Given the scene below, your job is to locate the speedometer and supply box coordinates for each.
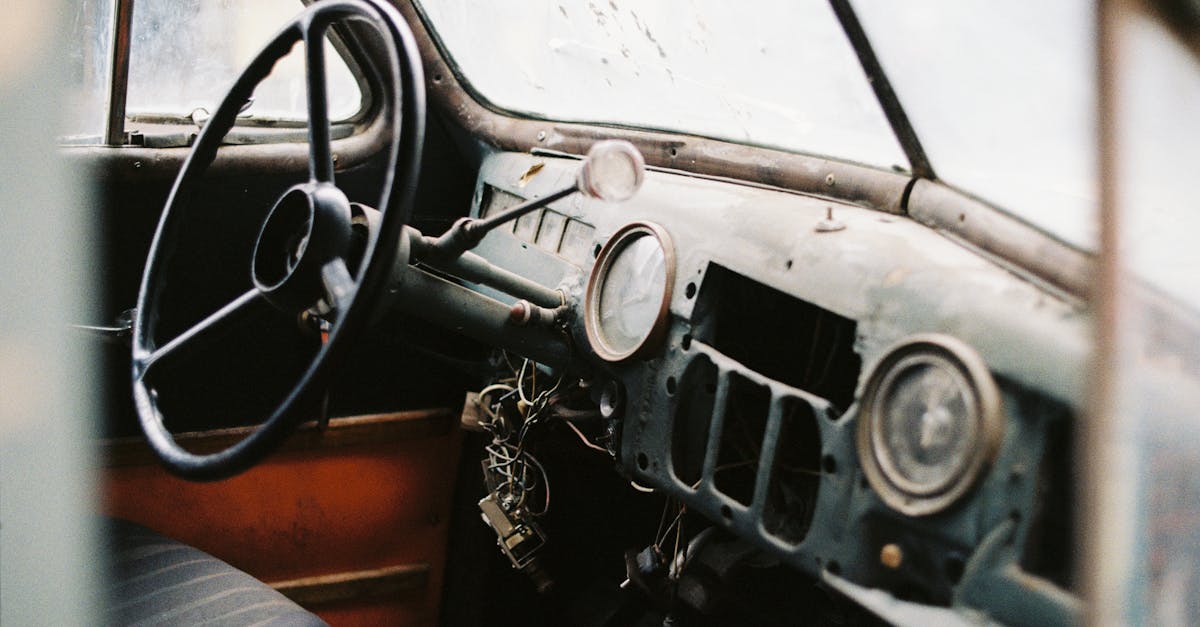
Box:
[585,222,675,362]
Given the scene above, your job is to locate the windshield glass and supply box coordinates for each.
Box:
[856,0,1200,310]
[853,1,1097,249]
[417,0,908,171]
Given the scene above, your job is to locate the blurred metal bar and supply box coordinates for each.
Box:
[105,0,135,146]
[1081,0,1130,624]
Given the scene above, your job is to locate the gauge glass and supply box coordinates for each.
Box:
[578,140,645,202]
[857,335,1002,516]
[875,360,977,493]
[596,234,667,355]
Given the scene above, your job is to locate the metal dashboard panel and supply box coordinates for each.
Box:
[470,151,1088,404]
[466,150,1084,620]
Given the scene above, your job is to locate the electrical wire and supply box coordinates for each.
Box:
[564,419,609,454]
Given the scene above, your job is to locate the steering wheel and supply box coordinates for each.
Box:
[131,0,425,481]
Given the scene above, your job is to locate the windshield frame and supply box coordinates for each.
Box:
[413,0,922,175]
[399,1,1094,304]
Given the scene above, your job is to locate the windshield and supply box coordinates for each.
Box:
[853,0,1098,249]
[417,0,908,171]
[855,0,1200,311]
[420,0,1198,310]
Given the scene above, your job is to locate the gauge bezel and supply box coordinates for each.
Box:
[856,334,1003,517]
[584,221,676,362]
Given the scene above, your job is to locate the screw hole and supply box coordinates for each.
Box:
[785,259,793,270]
[681,334,692,350]
[958,213,966,223]
[666,376,677,395]
[592,243,602,258]
[685,282,697,299]
[669,147,679,158]
[433,73,443,83]
[637,453,649,470]
[826,560,842,575]
[822,455,837,475]
[720,505,732,519]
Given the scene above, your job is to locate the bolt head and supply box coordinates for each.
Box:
[880,543,903,569]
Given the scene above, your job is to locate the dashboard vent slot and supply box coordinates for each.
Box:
[691,264,861,412]
[712,373,771,506]
[671,355,718,488]
[761,397,821,544]
[668,340,830,549]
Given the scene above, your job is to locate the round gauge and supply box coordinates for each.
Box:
[856,334,1002,516]
[585,222,675,362]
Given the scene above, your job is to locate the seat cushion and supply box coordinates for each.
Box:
[102,518,326,626]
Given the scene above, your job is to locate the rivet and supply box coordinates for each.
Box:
[536,130,547,141]
[880,543,903,569]
[825,173,836,186]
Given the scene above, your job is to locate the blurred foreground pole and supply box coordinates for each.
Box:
[0,2,100,624]
[1081,1,1133,623]
[1087,1,1200,625]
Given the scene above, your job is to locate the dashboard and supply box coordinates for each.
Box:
[454,150,1086,619]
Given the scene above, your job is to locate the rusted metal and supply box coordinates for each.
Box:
[906,180,1094,299]
[64,110,391,181]
[105,0,135,146]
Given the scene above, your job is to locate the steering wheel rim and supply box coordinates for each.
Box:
[131,0,425,481]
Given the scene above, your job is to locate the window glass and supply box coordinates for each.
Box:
[1119,15,1200,312]
[126,0,362,122]
[853,0,1097,249]
[62,0,115,142]
[417,0,908,171]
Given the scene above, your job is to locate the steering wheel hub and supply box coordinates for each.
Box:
[131,0,426,481]
[252,183,353,312]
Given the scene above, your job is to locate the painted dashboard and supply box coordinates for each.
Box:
[458,150,1086,622]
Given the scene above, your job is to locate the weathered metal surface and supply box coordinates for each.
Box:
[906,180,1094,300]
[467,151,1087,622]
[62,110,392,181]
[105,0,135,146]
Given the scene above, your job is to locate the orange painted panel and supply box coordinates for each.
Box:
[101,425,463,626]
[313,592,430,627]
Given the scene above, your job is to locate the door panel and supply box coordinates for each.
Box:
[102,410,463,625]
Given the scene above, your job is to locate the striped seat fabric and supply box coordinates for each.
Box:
[102,518,326,626]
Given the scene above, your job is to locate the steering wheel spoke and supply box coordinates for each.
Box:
[304,25,335,184]
[133,0,426,480]
[136,289,267,380]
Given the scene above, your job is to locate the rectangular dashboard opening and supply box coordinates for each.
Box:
[762,397,821,545]
[713,372,770,507]
[692,264,861,412]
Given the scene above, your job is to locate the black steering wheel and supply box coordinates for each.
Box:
[131,0,424,481]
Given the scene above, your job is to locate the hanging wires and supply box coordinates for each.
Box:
[478,356,564,517]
